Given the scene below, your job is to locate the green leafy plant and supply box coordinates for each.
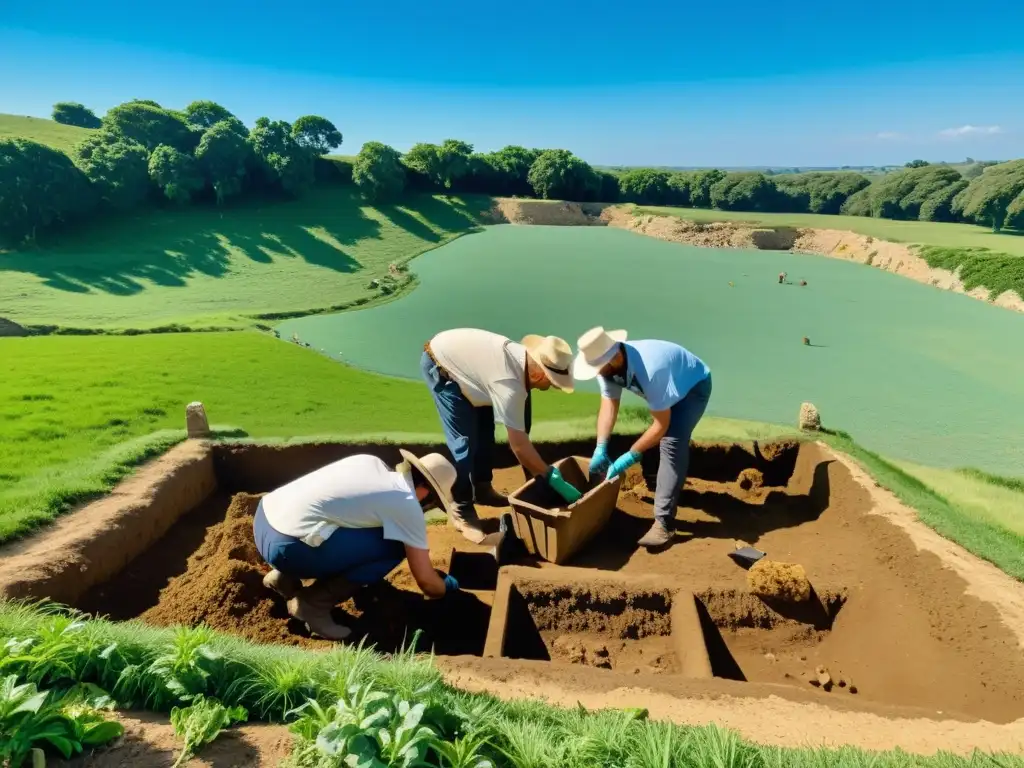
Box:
[169,694,248,767]
[0,675,123,767]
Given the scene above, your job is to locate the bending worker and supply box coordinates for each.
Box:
[574,327,712,550]
[422,328,583,538]
[255,450,460,640]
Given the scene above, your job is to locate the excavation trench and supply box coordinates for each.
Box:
[4,438,1024,724]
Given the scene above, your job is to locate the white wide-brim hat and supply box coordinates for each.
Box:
[573,327,628,380]
[521,335,575,393]
[399,450,456,512]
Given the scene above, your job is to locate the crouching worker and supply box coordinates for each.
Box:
[422,328,583,539]
[574,327,712,550]
[254,450,460,640]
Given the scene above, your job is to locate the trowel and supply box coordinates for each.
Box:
[728,541,766,568]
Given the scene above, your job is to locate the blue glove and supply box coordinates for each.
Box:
[442,573,460,594]
[589,442,611,477]
[545,466,583,504]
[607,450,642,480]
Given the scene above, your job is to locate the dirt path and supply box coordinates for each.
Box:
[68,712,292,767]
[489,199,1024,313]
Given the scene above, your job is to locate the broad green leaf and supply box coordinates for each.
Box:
[82,720,124,746]
[12,690,49,716]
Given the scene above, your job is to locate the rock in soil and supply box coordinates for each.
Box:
[737,468,764,491]
[747,559,812,603]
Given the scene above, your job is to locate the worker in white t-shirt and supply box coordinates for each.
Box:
[253,449,460,640]
[421,328,583,538]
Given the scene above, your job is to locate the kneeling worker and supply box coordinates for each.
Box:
[254,450,460,640]
[574,327,712,550]
[422,328,583,538]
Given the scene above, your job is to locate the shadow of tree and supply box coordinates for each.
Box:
[0,192,383,296]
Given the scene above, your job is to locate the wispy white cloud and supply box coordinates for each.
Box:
[938,125,1003,138]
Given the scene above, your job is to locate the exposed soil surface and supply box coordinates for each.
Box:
[64,711,292,767]
[75,440,1024,727]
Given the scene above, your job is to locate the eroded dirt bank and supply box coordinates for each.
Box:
[489,199,1024,313]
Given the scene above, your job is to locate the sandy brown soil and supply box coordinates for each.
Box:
[76,441,1024,733]
[488,198,1024,313]
[64,712,292,767]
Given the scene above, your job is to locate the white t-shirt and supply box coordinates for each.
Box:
[429,328,529,432]
[261,455,429,550]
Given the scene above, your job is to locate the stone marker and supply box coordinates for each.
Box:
[186,402,210,438]
[799,402,821,431]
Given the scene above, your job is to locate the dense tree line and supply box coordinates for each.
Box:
[3,97,1024,247]
[1,99,342,245]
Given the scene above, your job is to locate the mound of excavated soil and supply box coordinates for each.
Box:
[138,493,314,647]
[747,560,812,603]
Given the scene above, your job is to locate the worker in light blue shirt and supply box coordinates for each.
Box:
[574,327,712,549]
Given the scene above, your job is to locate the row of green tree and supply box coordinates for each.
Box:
[2,99,342,244]
[3,99,1023,247]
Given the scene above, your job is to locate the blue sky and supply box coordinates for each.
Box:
[2,0,1022,166]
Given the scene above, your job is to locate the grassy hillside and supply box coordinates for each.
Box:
[0,331,794,543]
[636,204,1024,255]
[0,113,95,152]
[0,188,493,329]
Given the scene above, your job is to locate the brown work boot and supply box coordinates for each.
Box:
[637,520,674,549]
[262,569,301,599]
[286,575,355,641]
[474,482,508,507]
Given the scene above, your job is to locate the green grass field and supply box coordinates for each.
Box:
[0,331,795,544]
[636,204,1024,255]
[0,189,491,329]
[0,113,96,152]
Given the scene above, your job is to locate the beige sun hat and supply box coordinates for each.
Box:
[399,450,456,512]
[573,327,628,380]
[521,335,575,393]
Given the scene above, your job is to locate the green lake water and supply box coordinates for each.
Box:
[278,225,1024,475]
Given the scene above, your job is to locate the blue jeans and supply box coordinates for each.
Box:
[653,374,712,527]
[421,350,531,507]
[253,501,404,583]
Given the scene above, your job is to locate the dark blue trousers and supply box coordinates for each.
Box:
[420,350,531,507]
[253,501,404,583]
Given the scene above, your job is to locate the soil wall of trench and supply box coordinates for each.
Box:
[488,199,1024,313]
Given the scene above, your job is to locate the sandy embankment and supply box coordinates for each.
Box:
[488,199,1024,313]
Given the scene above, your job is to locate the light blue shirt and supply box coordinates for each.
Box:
[598,340,710,412]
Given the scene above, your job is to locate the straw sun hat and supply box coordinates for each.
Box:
[399,450,456,512]
[521,335,575,393]
[573,327,628,380]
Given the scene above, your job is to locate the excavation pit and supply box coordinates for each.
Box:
[4,437,1024,723]
[483,568,850,685]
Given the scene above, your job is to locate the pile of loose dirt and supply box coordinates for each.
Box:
[747,560,812,603]
[138,493,316,647]
[137,492,490,654]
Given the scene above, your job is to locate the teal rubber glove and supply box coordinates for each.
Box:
[442,573,460,594]
[607,450,642,480]
[589,442,611,477]
[546,466,583,504]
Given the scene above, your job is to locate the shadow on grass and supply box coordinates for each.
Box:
[0,191,383,296]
